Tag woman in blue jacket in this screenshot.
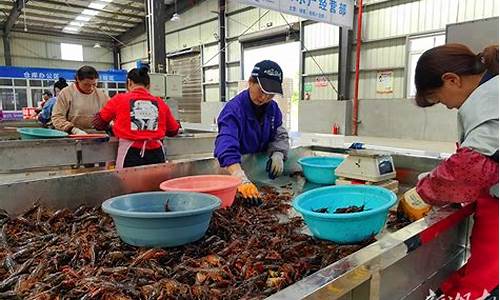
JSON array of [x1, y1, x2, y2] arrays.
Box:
[[38, 78, 68, 127], [214, 60, 289, 204]]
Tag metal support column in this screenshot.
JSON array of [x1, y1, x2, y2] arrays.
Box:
[[218, 0, 227, 102], [112, 42, 120, 69], [3, 35, 11, 66], [146, 0, 166, 73], [338, 27, 353, 100], [298, 21, 305, 101], [3, 0, 28, 66]]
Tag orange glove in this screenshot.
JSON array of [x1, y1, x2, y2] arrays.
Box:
[[231, 169, 261, 205], [238, 182, 259, 199]]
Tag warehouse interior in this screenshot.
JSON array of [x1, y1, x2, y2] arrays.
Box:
[[0, 0, 496, 140], [0, 0, 498, 299]]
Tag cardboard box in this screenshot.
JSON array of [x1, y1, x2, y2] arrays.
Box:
[[22, 107, 37, 120], [336, 178, 399, 195]]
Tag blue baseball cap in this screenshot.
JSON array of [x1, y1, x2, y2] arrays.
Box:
[[251, 60, 283, 95]]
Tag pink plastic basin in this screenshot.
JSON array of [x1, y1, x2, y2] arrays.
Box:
[[159, 175, 241, 208]]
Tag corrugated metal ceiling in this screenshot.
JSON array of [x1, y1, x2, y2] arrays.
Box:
[[0, 0, 146, 39]]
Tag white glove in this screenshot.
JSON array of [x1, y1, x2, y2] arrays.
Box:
[[71, 127, 88, 135], [267, 152, 284, 178], [417, 172, 430, 181], [230, 168, 250, 184], [490, 183, 499, 198]]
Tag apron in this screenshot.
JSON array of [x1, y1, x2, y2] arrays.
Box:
[[115, 138, 164, 169], [441, 194, 499, 298], [442, 75, 499, 298]]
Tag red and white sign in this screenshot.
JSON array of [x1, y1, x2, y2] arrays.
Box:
[[314, 76, 328, 87]]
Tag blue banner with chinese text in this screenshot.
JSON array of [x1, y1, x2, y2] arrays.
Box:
[[0, 66, 126, 82], [238, 0, 354, 29]]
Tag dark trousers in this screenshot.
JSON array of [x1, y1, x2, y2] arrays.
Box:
[[123, 147, 165, 168]]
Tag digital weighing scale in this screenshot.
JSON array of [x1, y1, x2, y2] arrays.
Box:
[[335, 150, 399, 194]]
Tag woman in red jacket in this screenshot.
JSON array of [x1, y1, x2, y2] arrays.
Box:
[[93, 67, 180, 168], [414, 44, 498, 299]]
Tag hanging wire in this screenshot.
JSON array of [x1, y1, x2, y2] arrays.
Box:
[[201, 9, 271, 69], [225, 14, 252, 30], [177, 9, 272, 81], [278, 12, 340, 98]]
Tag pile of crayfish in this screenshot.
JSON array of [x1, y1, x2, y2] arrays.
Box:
[[0, 187, 373, 299]]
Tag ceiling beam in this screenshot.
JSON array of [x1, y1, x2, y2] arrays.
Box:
[[40, 0, 145, 14], [116, 0, 204, 46], [74, 0, 144, 14], [20, 11, 133, 31], [16, 19, 123, 35], [24, 6, 140, 26], [37, 0, 143, 20], [116, 20, 145, 45], [10, 26, 114, 42], [4, 0, 28, 35]]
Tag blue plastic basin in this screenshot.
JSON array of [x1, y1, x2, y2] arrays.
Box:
[[298, 156, 345, 185], [17, 127, 68, 140], [293, 185, 397, 244], [102, 191, 221, 247]]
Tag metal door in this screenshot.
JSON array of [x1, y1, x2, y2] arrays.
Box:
[[168, 50, 202, 122]]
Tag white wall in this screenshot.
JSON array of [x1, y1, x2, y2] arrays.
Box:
[[299, 100, 352, 135], [118, 0, 498, 142], [6, 32, 114, 70], [120, 33, 147, 70], [298, 99, 457, 142], [300, 0, 497, 140], [120, 0, 499, 90], [302, 0, 499, 101]]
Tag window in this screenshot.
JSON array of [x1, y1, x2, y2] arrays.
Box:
[[0, 79, 12, 86], [31, 89, 43, 107], [61, 43, 83, 61], [15, 89, 28, 109], [0, 88, 14, 110], [44, 80, 55, 87], [14, 79, 27, 86], [29, 80, 42, 87], [407, 34, 445, 98]]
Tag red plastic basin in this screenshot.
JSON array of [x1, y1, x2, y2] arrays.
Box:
[[159, 175, 241, 208]]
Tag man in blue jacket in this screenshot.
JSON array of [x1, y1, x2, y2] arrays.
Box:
[[214, 60, 289, 204]]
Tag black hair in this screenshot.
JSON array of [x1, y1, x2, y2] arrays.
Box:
[[42, 90, 52, 97], [53, 77, 68, 94], [76, 65, 99, 81], [127, 67, 150, 87]]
